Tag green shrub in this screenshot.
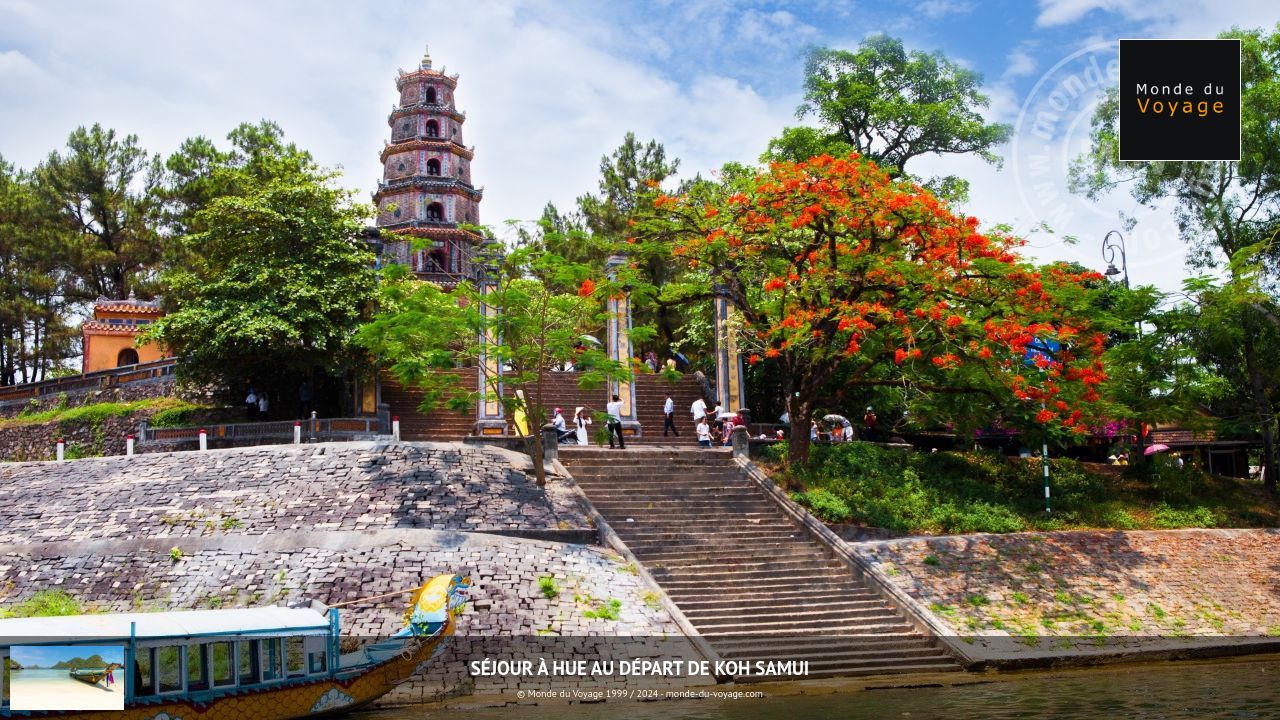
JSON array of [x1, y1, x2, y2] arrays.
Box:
[[149, 403, 201, 428], [1150, 504, 1220, 529], [791, 487, 853, 523], [1143, 457, 1203, 505], [0, 590, 86, 618]]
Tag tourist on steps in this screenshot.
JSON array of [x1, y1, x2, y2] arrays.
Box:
[[245, 387, 258, 421], [606, 394, 625, 449], [697, 416, 712, 448], [574, 407, 592, 446], [691, 396, 707, 426], [552, 407, 573, 444], [663, 395, 679, 437]]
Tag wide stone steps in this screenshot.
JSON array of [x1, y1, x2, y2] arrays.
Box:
[[682, 601, 893, 623], [560, 448, 960, 681], [698, 619, 917, 637], [669, 590, 881, 610], [710, 634, 932, 652]]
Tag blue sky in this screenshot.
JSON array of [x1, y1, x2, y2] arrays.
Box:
[[1, 0, 1276, 291], [11, 645, 123, 668]]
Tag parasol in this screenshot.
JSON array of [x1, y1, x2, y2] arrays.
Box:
[[1143, 444, 1170, 456]]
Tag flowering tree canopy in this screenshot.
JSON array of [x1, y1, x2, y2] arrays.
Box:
[[640, 153, 1108, 466]]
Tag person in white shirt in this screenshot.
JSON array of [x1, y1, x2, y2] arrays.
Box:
[[691, 397, 707, 424], [552, 407, 571, 443], [257, 393, 269, 421], [696, 418, 712, 448], [663, 395, 678, 437], [606, 394, 625, 449], [574, 407, 592, 446]]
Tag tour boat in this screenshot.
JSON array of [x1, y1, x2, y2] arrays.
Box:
[[0, 573, 469, 719]]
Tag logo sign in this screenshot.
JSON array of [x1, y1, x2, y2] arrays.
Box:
[[1024, 338, 1061, 370], [1119, 39, 1241, 161]]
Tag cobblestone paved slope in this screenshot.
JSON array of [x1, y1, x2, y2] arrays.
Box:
[[0, 441, 590, 542], [855, 529, 1280, 662]]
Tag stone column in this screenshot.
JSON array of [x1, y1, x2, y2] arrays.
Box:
[[713, 291, 746, 413], [605, 255, 641, 437], [474, 267, 507, 436]]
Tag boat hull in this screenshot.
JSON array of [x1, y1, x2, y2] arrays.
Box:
[[2, 620, 452, 719]]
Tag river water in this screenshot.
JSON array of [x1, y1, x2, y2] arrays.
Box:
[[355, 658, 1280, 720]]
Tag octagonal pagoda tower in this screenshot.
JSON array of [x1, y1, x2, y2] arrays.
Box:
[[373, 47, 483, 284]]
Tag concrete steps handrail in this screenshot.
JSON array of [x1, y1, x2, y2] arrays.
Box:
[[733, 456, 979, 670]]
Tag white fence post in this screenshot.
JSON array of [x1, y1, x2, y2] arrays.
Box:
[[392, 416, 400, 442], [56, 438, 65, 462], [198, 428, 208, 452], [294, 421, 302, 444], [126, 434, 135, 456]]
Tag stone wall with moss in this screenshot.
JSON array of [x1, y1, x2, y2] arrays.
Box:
[[0, 396, 224, 461]]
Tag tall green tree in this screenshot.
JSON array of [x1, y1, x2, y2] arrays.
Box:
[[577, 133, 692, 353], [0, 156, 78, 385], [35, 124, 163, 301], [1070, 24, 1280, 489], [356, 240, 636, 485], [766, 35, 1012, 201], [145, 165, 373, 392]]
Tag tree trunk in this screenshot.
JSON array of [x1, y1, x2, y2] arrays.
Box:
[[1244, 336, 1277, 493], [786, 393, 814, 472]]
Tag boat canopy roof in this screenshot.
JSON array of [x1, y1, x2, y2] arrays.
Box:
[[0, 606, 330, 645]]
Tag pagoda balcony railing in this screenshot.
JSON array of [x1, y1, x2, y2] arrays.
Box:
[[389, 103, 466, 121], [375, 175, 484, 196], [389, 135, 476, 150]]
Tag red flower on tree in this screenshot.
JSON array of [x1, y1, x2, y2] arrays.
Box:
[[639, 153, 1108, 465]]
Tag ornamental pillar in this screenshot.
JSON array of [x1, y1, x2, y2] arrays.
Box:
[[474, 265, 506, 436], [713, 290, 746, 414], [605, 255, 640, 437]]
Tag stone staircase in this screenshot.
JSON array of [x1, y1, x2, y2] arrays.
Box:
[[560, 447, 961, 681]]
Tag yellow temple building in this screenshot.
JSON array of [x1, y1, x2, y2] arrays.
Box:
[[81, 292, 168, 374]]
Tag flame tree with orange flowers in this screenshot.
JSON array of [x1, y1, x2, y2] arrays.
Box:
[[636, 153, 1109, 468]]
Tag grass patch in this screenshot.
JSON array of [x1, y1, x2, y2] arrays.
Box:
[[582, 598, 622, 621], [537, 576, 560, 600], [0, 590, 88, 618], [0, 397, 209, 431], [780, 443, 1276, 535]]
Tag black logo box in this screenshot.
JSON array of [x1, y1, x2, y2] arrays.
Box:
[[1119, 39, 1240, 162]]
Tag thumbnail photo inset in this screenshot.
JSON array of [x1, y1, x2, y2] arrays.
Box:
[[9, 644, 125, 711]]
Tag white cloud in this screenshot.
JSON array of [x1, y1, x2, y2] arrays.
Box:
[[0, 0, 793, 234], [1004, 47, 1039, 79], [1037, 0, 1278, 32]]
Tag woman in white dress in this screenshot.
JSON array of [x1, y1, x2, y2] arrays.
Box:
[[574, 406, 592, 445]]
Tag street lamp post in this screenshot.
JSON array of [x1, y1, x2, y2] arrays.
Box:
[[1102, 230, 1130, 289]]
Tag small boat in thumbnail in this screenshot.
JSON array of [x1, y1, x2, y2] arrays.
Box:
[[68, 664, 122, 687], [0, 573, 470, 719]]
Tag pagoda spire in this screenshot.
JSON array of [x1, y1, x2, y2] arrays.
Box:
[[372, 50, 483, 285]]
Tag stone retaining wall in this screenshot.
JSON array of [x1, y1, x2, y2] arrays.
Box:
[[852, 529, 1280, 666], [0, 377, 179, 418], [0, 529, 698, 702], [0, 441, 592, 542]]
